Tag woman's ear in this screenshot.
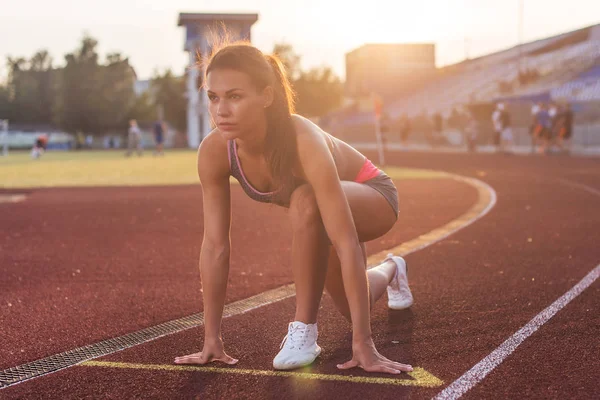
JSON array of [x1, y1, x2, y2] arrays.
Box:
[[262, 86, 274, 108]]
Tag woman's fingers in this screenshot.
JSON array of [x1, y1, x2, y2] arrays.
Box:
[[216, 355, 239, 365], [174, 352, 208, 364], [175, 351, 238, 365], [387, 361, 413, 372], [336, 359, 359, 370], [336, 357, 412, 375], [364, 364, 403, 375]]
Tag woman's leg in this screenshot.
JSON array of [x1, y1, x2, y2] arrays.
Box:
[[288, 185, 331, 324], [325, 245, 397, 322], [288, 181, 398, 324]]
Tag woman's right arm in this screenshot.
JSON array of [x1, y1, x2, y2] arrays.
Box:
[[198, 133, 231, 344], [175, 131, 237, 365]]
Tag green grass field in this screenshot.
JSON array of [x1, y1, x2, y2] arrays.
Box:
[[0, 150, 447, 188]]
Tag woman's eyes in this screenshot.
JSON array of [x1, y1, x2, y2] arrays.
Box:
[[208, 94, 241, 101]]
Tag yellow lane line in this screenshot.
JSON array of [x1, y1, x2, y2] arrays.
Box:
[[80, 361, 444, 388]]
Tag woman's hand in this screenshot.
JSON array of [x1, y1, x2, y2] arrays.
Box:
[[174, 338, 238, 366], [337, 337, 413, 374]]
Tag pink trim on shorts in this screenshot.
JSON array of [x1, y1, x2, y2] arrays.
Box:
[[354, 158, 380, 183]]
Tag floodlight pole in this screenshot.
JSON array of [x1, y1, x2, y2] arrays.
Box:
[[517, 0, 524, 81]]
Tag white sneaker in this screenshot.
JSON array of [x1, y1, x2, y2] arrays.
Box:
[[385, 253, 414, 310], [272, 321, 321, 370]]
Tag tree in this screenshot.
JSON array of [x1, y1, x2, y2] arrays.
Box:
[[0, 84, 10, 118], [55, 35, 102, 133], [294, 67, 343, 117], [272, 43, 301, 80], [128, 91, 156, 123], [95, 52, 136, 132], [4, 51, 56, 124], [271, 43, 343, 118], [55, 35, 136, 134], [151, 69, 187, 132]]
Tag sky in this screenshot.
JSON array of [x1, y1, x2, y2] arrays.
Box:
[[1, 0, 599, 82]]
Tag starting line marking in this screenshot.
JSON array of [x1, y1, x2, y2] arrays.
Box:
[[0, 171, 496, 389], [80, 360, 444, 388]]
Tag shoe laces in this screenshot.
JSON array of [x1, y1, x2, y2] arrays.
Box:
[[280, 323, 311, 350]]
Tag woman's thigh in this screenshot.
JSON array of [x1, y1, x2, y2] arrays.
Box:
[[339, 181, 397, 243]]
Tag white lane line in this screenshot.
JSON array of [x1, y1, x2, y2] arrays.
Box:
[[557, 178, 600, 197], [434, 178, 600, 400], [433, 264, 600, 400], [0, 194, 26, 204]]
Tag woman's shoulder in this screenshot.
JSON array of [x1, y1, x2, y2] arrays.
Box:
[[199, 128, 228, 154], [291, 114, 328, 143], [197, 129, 230, 176]]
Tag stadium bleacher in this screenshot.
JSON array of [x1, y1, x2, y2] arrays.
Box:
[[384, 24, 600, 119]]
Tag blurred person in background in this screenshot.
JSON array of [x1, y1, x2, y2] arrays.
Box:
[[153, 119, 166, 156], [30, 133, 48, 159], [125, 119, 143, 157], [174, 42, 414, 375], [499, 103, 513, 153], [379, 111, 390, 154], [432, 112, 443, 146], [491, 103, 503, 152], [533, 103, 552, 154], [398, 113, 411, 147], [465, 112, 479, 152], [556, 103, 574, 153]]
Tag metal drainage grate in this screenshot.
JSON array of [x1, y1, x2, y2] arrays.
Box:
[[0, 284, 296, 389]]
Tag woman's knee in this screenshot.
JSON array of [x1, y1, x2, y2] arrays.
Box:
[[288, 184, 322, 231]]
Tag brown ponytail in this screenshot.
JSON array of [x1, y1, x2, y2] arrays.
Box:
[[263, 54, 297, 204], [203, 42, 299, 204]]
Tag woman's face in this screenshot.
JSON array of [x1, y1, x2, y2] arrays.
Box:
[[206, 68, 272, 141]]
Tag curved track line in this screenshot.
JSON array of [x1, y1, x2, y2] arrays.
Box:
[[0, 172, 496, 390], [433, 179, 600, 400], [0, 194, 26, 204], [368, 172, 496, 264]]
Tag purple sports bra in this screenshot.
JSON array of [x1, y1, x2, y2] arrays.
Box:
[[227, 140, 305, 206]]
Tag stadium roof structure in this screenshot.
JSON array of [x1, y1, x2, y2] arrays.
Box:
[[177, 13, 258, 26]]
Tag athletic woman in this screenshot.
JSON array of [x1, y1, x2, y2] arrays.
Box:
[[174, 42, 414, 375]]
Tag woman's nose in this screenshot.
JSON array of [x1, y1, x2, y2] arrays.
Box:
[[217, 102, 230, 117]]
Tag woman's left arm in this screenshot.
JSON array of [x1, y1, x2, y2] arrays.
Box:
[[294, 118, 372, 343], [294, 117, 413, 374]]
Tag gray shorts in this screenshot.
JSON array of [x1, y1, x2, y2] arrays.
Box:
[[362, 171, 399, 219]]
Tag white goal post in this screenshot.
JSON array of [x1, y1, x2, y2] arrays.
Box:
[[0, 119, 8, 156]]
